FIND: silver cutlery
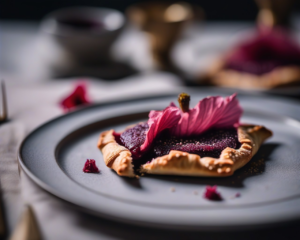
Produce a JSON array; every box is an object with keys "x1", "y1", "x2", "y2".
[
  {"x1": 0, "y1": 80, "x2": 8, "y2": 123},
  {"x1": 0, "y1": 81, "x2": 41, "y2": 239}
]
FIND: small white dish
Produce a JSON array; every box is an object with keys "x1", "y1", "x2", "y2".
[{"x1": 40, "y1": 7, "x2": 125, "y2": 68}]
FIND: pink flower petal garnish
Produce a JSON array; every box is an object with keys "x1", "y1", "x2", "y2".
[
  {"x1": 60, "y1": 83, "x2": 91, "y2": 112},
  {"x1": 204, "y1": 185, "x2": 222, "y2": 201},
  {"x1": 171, "y1": 94, "x2": 242, "y2": 137},
  {"x1": 140, "y1": 103, "x2": 181, "y2": 152},
  {"x1": 116, "y1": 94, "x2": 242, "y2": 157},
  {"x1": 83, "y1": 159, "x2": 100, "y2": 173}
]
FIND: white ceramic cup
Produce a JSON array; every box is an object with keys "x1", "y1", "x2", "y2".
[{"x1": 40, "y1": 7, "x2": 125, "y2": 66}]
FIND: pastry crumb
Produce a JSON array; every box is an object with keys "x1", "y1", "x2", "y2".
[
  {"x1": 245, "y1": 158, "x2": 265, "y2": 174},
  {"x1": 230, "y1": 192, "x2": 241, "y2": 199},
  {"x1": 170, "y1": 187, "x2": 176, "y2": 192}
]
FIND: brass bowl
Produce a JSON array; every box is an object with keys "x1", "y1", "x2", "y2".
[{"x1": 127, "y1": 1, "x2": 203, "y2": 70}]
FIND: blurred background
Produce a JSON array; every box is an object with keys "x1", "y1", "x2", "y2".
[
  {"x1": 1, "y1": 0, "x2": 262, "y2": 21},
  {"x1": 1, "y1": 0, "x2": 300, "y2": 21},
  {"x1": 2, "y1": 0, "x2": 300, "y2": 90}
]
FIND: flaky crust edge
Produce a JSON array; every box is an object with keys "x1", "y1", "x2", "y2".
[
  {"x1": 202, "y1": 58, "x2": 300, "y2": 89},
  {"x1": 97, "y1": 125, "x2": 272, "y2": 177},
  {"x1": 97, "y1": 130, "x2": 135, "y2": 177}
]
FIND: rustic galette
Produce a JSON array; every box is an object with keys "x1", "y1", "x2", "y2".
[
  {"x1": 98, "y1": 93, "x2": 272, "y2": 177},
  {"x1": 204, "y1": 28, "x2": 300, "y2": 89}
]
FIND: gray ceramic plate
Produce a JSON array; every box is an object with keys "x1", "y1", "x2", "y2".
[{"x1": 18, "y1": 90, "x2": 300, "y2": 230}]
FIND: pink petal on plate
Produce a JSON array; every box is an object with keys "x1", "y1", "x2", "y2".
[
  {"x1": 171, "y1": 94, "x2": 242, "y2": 137},
  {"x1": 140, "y1": 103, "x2": 181, "y2": 152}
]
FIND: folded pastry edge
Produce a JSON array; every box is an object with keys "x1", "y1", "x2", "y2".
[
  {"x1": 98, "y1": 130, "x2": 136, "y2": 177},
  {"x1": 204, "y1": 59, "x2": 300, "y2": 89},
  {"x1": 140, "y1": 125, "x2": 272, "y2": 177}
]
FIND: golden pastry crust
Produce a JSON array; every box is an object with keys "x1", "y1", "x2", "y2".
[
  {"x1": 204, "y1": 59, "x2": 300, "y2": 89},
  {"x1": 97, "y1": 125, "x2": 272, "y2": 177},
  {"x1": 141, "y1": 125, "x2": 272, "y2": 176},
  {"x1": 97, "y1": 130, "x2": 135, "y2": 177}
]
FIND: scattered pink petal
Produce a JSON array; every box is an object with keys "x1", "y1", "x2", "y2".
[
  {"x1": 203, "y1": 185, "x2": 222, "y2": 201},
  {"x1": 83, "y1": 159, "x2": 100, "y2": 173},
  {"x1": 171, "y1": 94, "x2": 243, "y2": 137},
  {"x1": 60, "y1": 83, "x2": 91, "y2": 112},
  {"x1": 140, "y1": 103, "x2": 181, "y2": 152}
]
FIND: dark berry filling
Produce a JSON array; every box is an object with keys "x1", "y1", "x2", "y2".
[
  {"x1": 58, "y1": 18, "x2": 103, "y2": 30},
  {"x1": 119, "y1": 123, "x2": 149, "y2": 159},
  {"x1": 153, "y1": 128, "x2": 240, "y2": 158},
  {"x1": 118, "y1": 123, "x2": 240, "y2": 165}
]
